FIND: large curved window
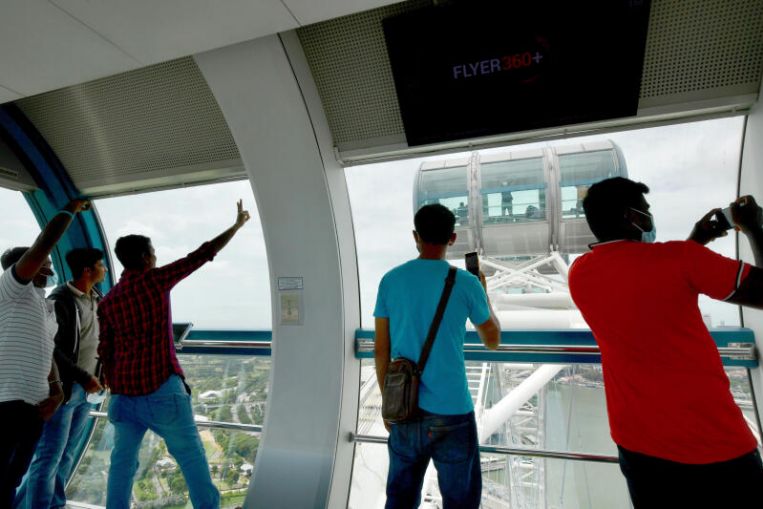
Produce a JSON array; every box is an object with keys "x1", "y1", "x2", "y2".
[
  {"x1": 346, "y1": 116, "x2": 754, "y2": 508},
  {"x1": 67, "y1": 180, "x2": 271, "y2": 507},
  {"x1": 481, "y1": 158, "x2": 546, "y2": 224},
  {"x1": 417, "y1": 166, "x2": 470, "y2": 226},
  {"x1": 95, "y1": 180, "x2": 271, "y2": 329},
  {"x1": 67, "y1": 354, "x2": 269, "y2": 508},
  {"x1": 0, "y1": 188, "x2": 41, "y2": 261}
]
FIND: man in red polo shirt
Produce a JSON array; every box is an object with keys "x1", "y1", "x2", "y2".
[
  {"x1": 98, "y1": 200, "x2": 250, "y2": 509},
  {"x1": 569, "y1": 177, "x2": 763, "y2": 508}
]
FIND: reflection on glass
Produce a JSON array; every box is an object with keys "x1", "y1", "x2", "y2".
[
  {"x1": 352, "y1": 360, "x2": 760, "y2": 508},
  {"x1": 418, "y1": 166, "x2": 469, "y2": 226},
  {"x1": 480, "y1": 158, "x2": 546, "y2": 224},
  {"x1": 67, "y1": 355, "x2": 270, "y2": 508},
  {"x1": 559, "y1": 151, "x2": 619, "y2": 219}
]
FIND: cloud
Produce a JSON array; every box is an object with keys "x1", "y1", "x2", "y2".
[{"x1": 347, "y1": 116, "x2": 746, "y2": 327}]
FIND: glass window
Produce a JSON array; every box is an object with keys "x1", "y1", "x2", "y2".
[
  {"x1": 480, "y1": 158, "x2": 546, "y2": 224},
  {"x1": 67, "y1": 354, "x2": 271, "y2": 508},
  {"x1": 0, "y1": 188, "x2": 40, "y2": 262},
  {"x1": 559, "y1": 150, "x2": 619, "y2": 219},
  {"x1": 95, "y1": 180, "x2": 271, "y2": 329},
  {"x1": 418, "y1": 166, "x2": 470, "y2": 226},
  {"x1": 346, "y1": 116, "x2": 752, "y2": 508}
]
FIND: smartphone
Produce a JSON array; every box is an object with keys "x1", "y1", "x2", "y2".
[
  {"x1": 465, "y1": 251, "x2": 479, "y2": 277},
  {"x1": 716, "y1": 207, "x2": 734, "y2": 230}
]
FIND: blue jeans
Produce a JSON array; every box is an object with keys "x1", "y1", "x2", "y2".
[
  {"x1": 16, "y1": 383, "x2": 93, "y2": 509},
  {"x1": 107, "y1": 375, "x2": 219, "y2": 509},
  {"x1": 386, "y1": 411, "x2": 481, "y2": 509}
]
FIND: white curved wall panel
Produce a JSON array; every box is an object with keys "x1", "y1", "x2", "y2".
[
  {"x1": 196, "y1": 32, "x2": 360, "y2": 509},
  {"x1": 738, "y1": 78, "x2": 763, "y2": 409}
]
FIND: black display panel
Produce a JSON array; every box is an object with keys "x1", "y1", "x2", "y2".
[{"x1": 383, "y1": 1, "x2": 651, "y2": 146}]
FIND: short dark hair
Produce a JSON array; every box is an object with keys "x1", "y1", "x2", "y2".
[
  {"x1": 114, "y1": 235, "x2": 152, "y2": 270},
  {"x1": 414, "y1": 204, "x2": 456, "y2": 245},
  {"x1": 583, "y1": 177, "x2": 650, "y2": 240},
  {"x1": 1, "y1": 247, "x2": 29, "y2": 270},
  {"x1": 66, "y1": 248, "x2": 104, "y2": 279}
]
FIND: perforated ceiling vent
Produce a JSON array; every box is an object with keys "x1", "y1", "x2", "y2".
[
  {"x1": 297, "y1": 0, "x2": 431, "y2": 150},
  {"x1": 640, "y1": 0, "x2": 763, "y2": 100},
  {"x1": 16, "y1": 57, "x2": 241, "y2": 196}
]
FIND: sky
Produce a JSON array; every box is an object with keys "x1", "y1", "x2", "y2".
[
  {"x1": 346, "y1": 116, "x2": 746, "y2": 327},
  {"x1": 0, "y1": 115, "x2": 747, "y2": 330}
]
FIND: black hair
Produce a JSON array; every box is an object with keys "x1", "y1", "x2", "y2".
[
  {"x1": 114, "y1": 235, "x2": 152, "y2": 270},
  {"x1": 1, "y1": 246, "x2": 29, "y2": 270},
  {"x1": 414, "y1": 203, "x2": 456, "y2": 245},
  {"x1": 66, "y1": 248, "x2": 104, "y2": 279},
  {"x1": 583, "y1": 177, "x2": 650, "y2": 241}
]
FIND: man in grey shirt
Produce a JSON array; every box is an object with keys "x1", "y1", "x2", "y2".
[{"x1": 17, "y1": 248, "x2": 106, "y2": 509}]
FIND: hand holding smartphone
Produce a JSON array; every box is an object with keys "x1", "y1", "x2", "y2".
[
  {"x1": 715, "y1": 207, "x2": 734, "y2": 231},
  {"x1": 465, "y1": 251, "x2": 479, "y2": 276}
]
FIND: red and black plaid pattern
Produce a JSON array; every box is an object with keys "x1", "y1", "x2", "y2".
[{"x1": 98, "y1": 243, "x2": 215, "y2": 395}]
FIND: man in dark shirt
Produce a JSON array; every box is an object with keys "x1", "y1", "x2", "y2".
[{"x1": 98, "y1": 200, "x2": 250, "y2": 509}]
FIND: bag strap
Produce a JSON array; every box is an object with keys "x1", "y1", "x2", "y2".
[{"x1": 416, "y1": 267, "x2": 457, "y2": 375}]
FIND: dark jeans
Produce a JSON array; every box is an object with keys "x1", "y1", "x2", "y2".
[
  {"x1": 386, "y1": 410, "x2": 481, "y2": 509},
  {"x1": 0, "y1": 401, "x2": 43, "y2": 509},
  {"x1": 618, "y1": 445, "x2": 763, "y2": 508}
]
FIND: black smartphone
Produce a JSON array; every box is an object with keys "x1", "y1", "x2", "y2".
[
  {"x1": 465, "y1": 251, "x2": 479, "y2": 276},
  {"x1": 715, "y1": 207, "x2": 734, "y2": 231}
]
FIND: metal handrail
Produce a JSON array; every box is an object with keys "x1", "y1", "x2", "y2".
[
  {"x1": 349, "y1": 433, "x2": 619, "y2": 464},
  {"x1": 180, "y1": 339, "x2": 272, "y2": 350},
  {"x1": 88, "y1": 411, "x2": 263, "y2": 433},
  {"x1": 355, "y1": 339, "x2": 757, "y2": 360}
]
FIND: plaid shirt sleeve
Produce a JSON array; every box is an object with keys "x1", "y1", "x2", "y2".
[
  {"x1": 97, "y1": 305, "x2": 114, "y2": 384},
  {"x1": 152, "y1": 242, "x2": 217, "y2": 291}
]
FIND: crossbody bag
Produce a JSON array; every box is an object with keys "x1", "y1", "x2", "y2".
[{"x1": 381, "y1": 266, "x2": 457, "y2": 424}]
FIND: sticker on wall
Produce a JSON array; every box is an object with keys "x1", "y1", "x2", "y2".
[{"x1": 278, "y1": 277, "x2": 303, "y2": 291}]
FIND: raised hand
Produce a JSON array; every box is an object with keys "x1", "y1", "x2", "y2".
[
  {"x1": 235, "y1": 199, "x2": 251, "y2": 229},
  {"x1": 65, "y1": 199, "x2": 91, "y2": 214},
  {"x1": 732, "y1": 195, "x2": 763, "y2": 234}
]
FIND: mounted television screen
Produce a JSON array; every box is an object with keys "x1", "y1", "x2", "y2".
[{"x1": 383, "y1": 1, "x2": 651, "y2": 146}]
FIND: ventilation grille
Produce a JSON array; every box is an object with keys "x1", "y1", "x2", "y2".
[
  {"x1": 641, "y1": 0, "x2": 763, "y2": 99},
  {"x1": 297, "y1": 1, "x2": 431, "y2": 148},
  {"x1": 299, "y1": 0, "x2": 763, "y2": 151},
  {"x1": 16, "y1": 57, "x2": 241, "y2": 195}
]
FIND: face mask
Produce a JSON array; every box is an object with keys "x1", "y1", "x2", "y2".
[
  {"x1": 630, "y1": 208, "x2": 656, "y2": 243},
  {"x1": 36, "y1": 266, "x2": 58, "y2": 288},
  {"x1": 45, "y1": 269, "x2": 59, "y2": 288}
]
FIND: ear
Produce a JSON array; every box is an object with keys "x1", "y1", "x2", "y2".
[
  {"x1": 412, "y1": 230, "x2": 419, "y2": 242},
  {"x1": 448, "y1": 233, "x2": 457, "y2": 246}
]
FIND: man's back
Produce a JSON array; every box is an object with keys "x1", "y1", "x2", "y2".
[
  {"x1": 99, "y1": 269, "x2": 182, "y2": 395},
  {"x1": 374, "y1": 259, "x2": 489, "y2": 415},
  {"x1": 569, "y1": 239, "x2": 756, "y2": 463}
]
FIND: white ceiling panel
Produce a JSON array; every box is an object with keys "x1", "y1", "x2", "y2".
[
  {"x1": 0, "y1": 85, "x2": 22, "y2": 104},
  {"x1": 51, "y1": 0, "x2": 299, "y2": 64},
  {"x1": 0, "y1": 1, "x2": 140, "y2": 97},
  {"x1": 284, "y1": 0, "x2": 403, "y2": 25}
]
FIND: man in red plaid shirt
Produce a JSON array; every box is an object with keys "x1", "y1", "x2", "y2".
[{"x1": 98, "y1": 200, "x2": 250, "y2": 509}]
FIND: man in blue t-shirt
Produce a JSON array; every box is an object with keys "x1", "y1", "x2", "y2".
[{"x1": 374, "y1": 203, "x2": 501, "y2": 509}]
